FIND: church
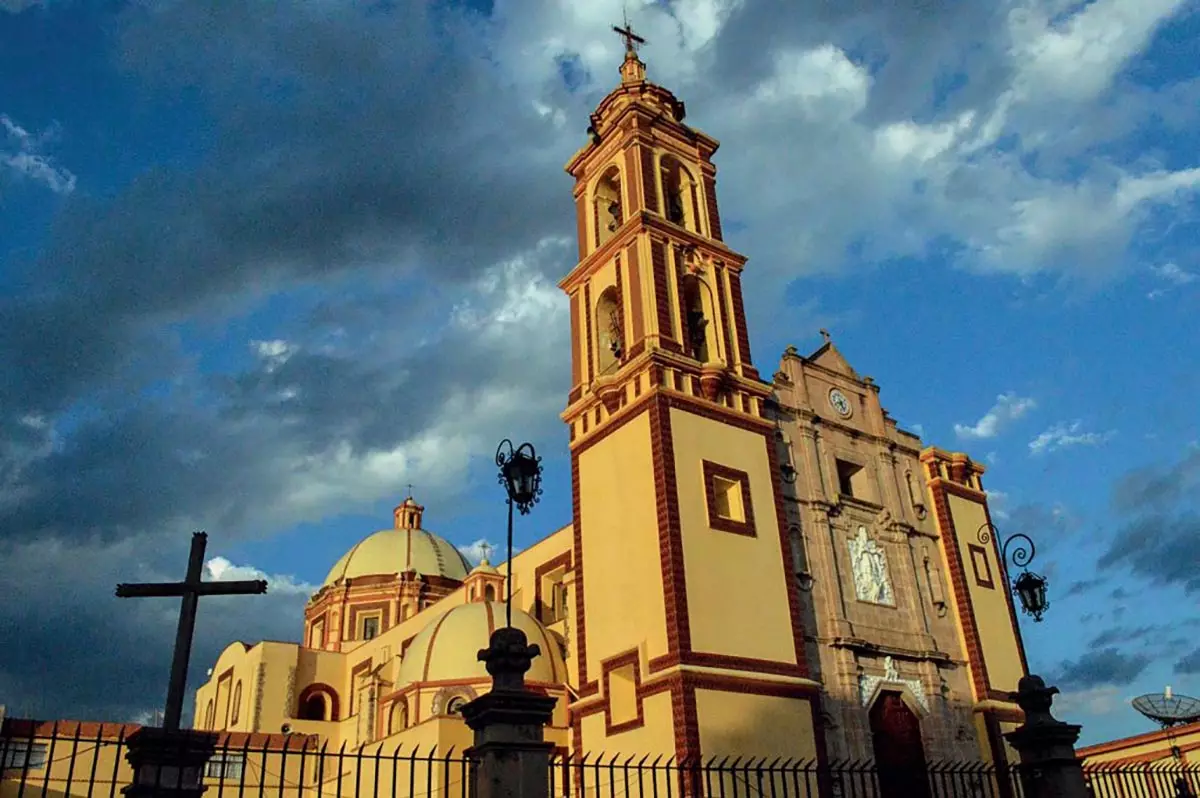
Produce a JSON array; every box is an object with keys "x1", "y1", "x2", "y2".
[{"x1": 192, "y1": 37, "x2": 1030, "y2": 770}]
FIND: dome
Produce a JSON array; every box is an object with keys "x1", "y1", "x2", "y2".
[
  {"x1": 397, "y1": 602, "x2": 566, "y2": 687},
  {"x1": 322, "y1": 497, "x2": 472, "y2": 587}
]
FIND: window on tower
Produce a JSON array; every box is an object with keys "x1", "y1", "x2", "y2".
[
  {"x1": 703, "y1": 460, "x2": 756, "y2": 536},
  {"x1": 681, "y1": 275, "x2": 710, "y2": 362},
  {"x1": 595, "y1": 286, "x2": 623, "y2": 374},
  {"x1": 594, "y1": 166, "x2": 623, "y2": 248},
  {"x1": 660, "y1": 156, "x2": 696, "y2": 231},
  {"x1": 361, "y1": 615, "x2": 380, "y2": 640}
]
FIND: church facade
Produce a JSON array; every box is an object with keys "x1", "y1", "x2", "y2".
[{"x1": 190, "y1": 43, "x2": 1029, "y2": 769}]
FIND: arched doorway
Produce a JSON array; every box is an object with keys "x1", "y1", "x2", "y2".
[{"x1": 869, "y1": 691, "x2": 930, "y2": 798}]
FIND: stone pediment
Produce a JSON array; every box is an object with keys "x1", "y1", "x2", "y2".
[{"x1": 809, "y1": 341, "x2": 860, "y2": 381}]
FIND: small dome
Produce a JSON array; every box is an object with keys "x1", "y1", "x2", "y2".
[
  {"x1": 322, "y1": 497, "x2": 471, "y2": 586},
  {"x1": 469, "y1": 558, "x2": 500, "y2": 576},
  {"x1": 397, "y1": 602, "x2": 565, "y2": 687}
]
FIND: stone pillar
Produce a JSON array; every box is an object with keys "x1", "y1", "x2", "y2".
[
  {"x1": 1004, "y1": 675, "x2": 1089, "y2": 798},
  {"x1": 461, "y1": 626, "x2": 557, "y2": 798},
  {"x1": 122, "y1": 727, "x2": 217, "y2": 798}
]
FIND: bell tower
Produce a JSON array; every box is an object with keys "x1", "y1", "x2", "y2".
[{"x1": 564, "y1": 27, "x2": 823, "y2": 765}]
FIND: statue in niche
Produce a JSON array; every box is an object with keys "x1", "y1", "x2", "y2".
[{"x1": 848, "y1": 526, "x2": 894, "y2": 605}]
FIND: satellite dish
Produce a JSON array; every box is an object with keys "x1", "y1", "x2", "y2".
[{"x1": 1132, "y1": 687, "x2": 1200, "y2": 728}]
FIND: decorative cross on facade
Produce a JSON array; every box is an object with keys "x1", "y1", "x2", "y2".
[
  {"x1": 116, "y1": 532, "x2": 267, "y2": 732},
  {"x1": 612, "y1": 20, "x2": 645, "y2": 55},
  {"x1": 479, "y1": 541, "x2": 493, "y2": 563}
]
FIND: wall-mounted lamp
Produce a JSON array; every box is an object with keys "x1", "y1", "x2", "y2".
[
  {"x1": 978, "y1": 523, "x2": 1049, "y2": 622},
  {"x1": 781, "y1": 462, "x2": 798, "y2": 484}
]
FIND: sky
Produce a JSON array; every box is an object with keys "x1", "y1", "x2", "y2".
[{"x1": 0, "y1": 0, "x2": 1197, "y2": 749}]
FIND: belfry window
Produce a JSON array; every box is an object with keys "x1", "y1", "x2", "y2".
[
  {"x1": 660, "y1": 156, "x2": 697, "y2": 231},
  {"x1": 681, "y1": 275, "x2": 709, "y2": 362},
  {"x1": 361, "y1": 615, "x2": 380, "y2": 640},
  {"x1": 594, "y1": 166, "x2": 623, "y2": 248},
  {"x1": 596, "y1": 286, "x2": 623, "y2": 374}
]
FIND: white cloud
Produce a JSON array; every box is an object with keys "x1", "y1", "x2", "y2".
[
  {"x1": 458, "y1": 538, "x2": 501, "y2": 566},
  {"x1": 1054, "y1": 684, "x2": 1126, "y2": 719},
  {"x1": 1, "y1": 113, "x2": 76, "y2": 194},
  {"x1": 985, "y1": 489, "x2": 1010, "y2": 521},
  {"x1": 204, "y1": 555, "x2": 317, "y2": 597},
  {"x1": 1029, "y1": 421, "x2": 1116, "y2": 455},
  {"x1": 954, "y1": 393, "x2": 1037, "y2": 440},
  {"x1": 1148, "y1": 262, "x2": 1198, "y2": 299}
]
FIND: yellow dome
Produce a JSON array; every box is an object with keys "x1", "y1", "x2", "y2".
[
  {"x1": 323, "y1": 528, "x2": 471, "y2": 586},
  {"x1": 397, "y1": 601, "x2": 566, "y2": 687}
]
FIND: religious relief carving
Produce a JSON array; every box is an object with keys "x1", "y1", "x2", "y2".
[
  {"x1": 848, "y1": 526, "x2": 894, "y2": 605},
  {"x1": 859, "y1": 656, "x2": 928, "y2": 712}
]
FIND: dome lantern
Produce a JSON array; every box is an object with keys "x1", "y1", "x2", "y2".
[{"x1": 394, "y1": 495, "x2": 424, "y2": 530}]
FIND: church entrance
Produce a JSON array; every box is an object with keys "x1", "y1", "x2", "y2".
[{"x1": 869, "y1": 691, "x2": 930, "y2": 798}]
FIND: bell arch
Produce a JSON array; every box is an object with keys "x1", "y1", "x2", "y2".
[
  {"x1": 593, "y1": 165, "x2": 624, "y2": 249},
  {"x1": 660, "y1": 155, "x2": 700, "y2": 233},
  {"x1": 595, "y1": 285, "x2": 623, "y2": 374},
  {"x1": 296, "y1": 682, "x2": 340, "y2": 722},
  {"x1": 680, "y1": 273, "x2": 718, "y2": 363}
]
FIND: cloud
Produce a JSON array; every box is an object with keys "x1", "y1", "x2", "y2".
[
  {"x1": 954, "y1": 393, "x2": 1037, "y2": 440},
  {"x1": 1, "y1": 113, "x2": 75, "y2": 194},
  {"x1": 1148, "y1": 263, "x2": 1198, "y2": 299},
  {"x1": 1176, "y1": 648, "x2": 1200, "y2": 674},
  {"x1": 1055, "y1": 647, "x2": 1152, "y2": 690},
  {"x1": 1053, "y1": 685, "x2": 1126, "y2": 719},
  {"x1": 457, "y1": 539, "x2": 502, "y2": 567},
  {"x1": 1111, "y1": 446, "x2": 1200, "y2": 514},
  {"x1": 0, "y1": 0, "x2": 41, "y2": 14},
  {"x1": 984, "y1": 489, "x2": 1010, "y2": 520},
  {"x1": 1097, "y1": 513, "x2": 1200, "y2": 595},
  {"x1": 205, "y1": 556, "x2": 317, "y2": 597},
  {"x1": 1028, "y1": 421, "x2": 1116, "y2": 455}
]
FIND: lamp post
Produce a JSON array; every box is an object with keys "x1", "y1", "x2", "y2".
[
  {"x1": 978, "y1": 523, "x2": 1049, "y2": 622},
  {"x1": 495, "y1": 439, "x2": 543, "y2": 628}
]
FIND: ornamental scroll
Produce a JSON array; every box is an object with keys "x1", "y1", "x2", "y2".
[{"x1": 848, "y1": 526, "x2": 894, "y2": 605}]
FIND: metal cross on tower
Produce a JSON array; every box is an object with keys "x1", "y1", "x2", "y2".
[
  {"x1": 116, "y1": 531, "x2": 268, "y2": 732},
  {"x1": 612, "y1": 19, "x2": 645, "y2": 56}
]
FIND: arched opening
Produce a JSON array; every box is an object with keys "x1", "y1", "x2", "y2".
[
  {"x1": 660, "y1": 156, "x2": 698, "y2": 231},
  {"x1": 388, "y1": 699, "x2": 408, "y2": 735},
  {"x1": 484, "y1": 584, "x2": 496, "y2": 601},
  {"x1": 297, "y1": 684, "x2": 340, "y2": 722},
  {"x1": 230, "y1": 681, "x2": 243, "y2": 725},
  {"x1": 204, "y1": 700, "x2": 215, "y2": 730},
  {"x1": 869, "y1": 691, "x2": 930, "y2": 798},
  {"x1": 681, "y1": 275, "x2": 710, "y2": 362},
  {"x1": 593, "y1": 167, "x2": 623, "y2": 248},
  {"x1": 595, "y1": 286, "x2": 623, "y2": 374}
]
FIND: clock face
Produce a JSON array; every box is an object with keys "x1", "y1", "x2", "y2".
[{"x1": 829, "y1": 388, "x2": 852, "y2": 418}]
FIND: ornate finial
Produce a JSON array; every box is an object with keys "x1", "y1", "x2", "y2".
[
  {"x1": 478, "y1": 541, "x2": 493, "y2": 566},
  {"x1": 405, "y1": 483, "x2": 414, "y2": 499},
  {"x1": 612, "y1": 16, "x2": 647, "y2": 84},
  {"x1": 820, "y1": 329, "x2": 832, "y2": 345},
  {"x1": 477, "y1": 626, "x2": 541, "y2": 692}
]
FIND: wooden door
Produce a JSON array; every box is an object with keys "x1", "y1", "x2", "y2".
[{"x1": 870, "y1": 691, "x2": 930, "y2": 798}]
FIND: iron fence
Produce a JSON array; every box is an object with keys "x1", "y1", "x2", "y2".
[{"x1": 3, "y1": 726, "x2": 1199, "y2": 798}]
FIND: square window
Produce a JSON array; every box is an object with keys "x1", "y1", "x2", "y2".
[
  {"x1": 703, "y1": 461, "x2": 756, "y2": 537},
  {"x1": 361, "y1": 616, "x2": 380, "y2": 640},
  {"x1": 835, "y1": 459, "x2": 872, "y2": 501}
]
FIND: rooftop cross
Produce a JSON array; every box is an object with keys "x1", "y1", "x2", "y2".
[
  {"x1": 612, "y1": 19, "x2": 645, "y2": 56},
  {"x1": 116, "y1": 532, "x2": 267, "y2": 732},
  {"x1": 406, "y1": 483, "x2": 415, "y2": 499},
  {"x1": 479, "y1": 541, "x2": 493, "y2": 563}
]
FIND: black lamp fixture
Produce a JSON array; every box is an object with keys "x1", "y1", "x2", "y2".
[
  {"x1": 978, "y1": 523, "x2": 1049, "y2": 622},
  {"x1": 496, "y1": 439, "x2": 544, "y2": 628},
  {"x1": 781, "y1": 462, "x2": 798, "y2": 484}
]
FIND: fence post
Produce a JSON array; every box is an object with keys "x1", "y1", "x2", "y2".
[
  {"x1": 121, "y1": 727, "x2": 218, "y2": 798},
  {"x1": 461, "y1": 626, "x2": 557, "y2": 798},
  {"x1": 1004, "y1": 675, "x2": 1089, "y2": 798}
]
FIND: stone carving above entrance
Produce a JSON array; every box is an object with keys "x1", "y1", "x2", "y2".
[
  {"x1": 859, "y1": 656, "x2": 929, "y2": 712},
  {"x1": 849, "y1": 526, "x2": 894, "y2": 605}
]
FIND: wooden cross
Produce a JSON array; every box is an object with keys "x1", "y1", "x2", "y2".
[
  {"x1": 116, "y1": 531, "x2": 267, "y2": 732},
  {"x1": 612, "y1": 20, "x2": 645, "y2": 55}
]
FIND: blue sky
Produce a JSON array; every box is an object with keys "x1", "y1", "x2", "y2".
[{"x1": 1, "y1": 0, "x2": 1197, "y2": 748}]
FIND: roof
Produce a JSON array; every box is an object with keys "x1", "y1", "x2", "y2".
[{"x1": 323, "y1": 526, "x2": 471, "y2": 587}]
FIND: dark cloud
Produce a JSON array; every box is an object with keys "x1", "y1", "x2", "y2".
[
  {"x1": 1055, "y1": 647, "x2": 1152, "y2": 690},
  {"x1": 1097, "y1": 513, "x2": 1200, "y2": 595},
  {"x1": 1176, "y1": 648, "x2": 1200, "y2": 675},
  {"x1": 1064, "y1": 577, "x2": 1105, "y2": 599},
  {"x1": 1111, "y1": 448, "x2": 1200, "y2": 515}
]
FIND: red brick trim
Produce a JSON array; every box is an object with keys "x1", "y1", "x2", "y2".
[
  {"x1": 570, "y1": 453, "x2": 596, "y2": 697},
  {"x1": 727, "y1": 272, "x2": 753, "y2": 368},
  {"x1": 928, "y1": 477, "x2": 991, "y2": 701},
  {"x1": 570, "y1": 291, "x2": 582, "y2": 389},
  {"x1": 714, "y1": 265, "x2": 733, "y2": 365},
  {"x1": 650, "y1": 398, "x2": 692, "y2": 658},
  {"x1": 296, "y1": 682, "x2": 340, "y2": 722},
  {"x1": 575, "y1": 195, "x2": 588, "y2": 260},
  {"x1": 626, "y1": 241, "x2": 645, "y2": 347},
  {"x1": 968, "y1": 544, "x2": 995, "y2": 589},
  {"x1": 347, "y1": 600, "x2": 391, "y2": 639},
  {"x1": 584, "y1": 282, "x2": 594, "y2": 385},
  {"x1": 623, "y1": 145, "x2": 642, "y2": 212},
  {"x1": 650, "y1": 239, "x2": 678, "y2": 351},
  {"x1": 650, "y1": 651, "x2": 807, "y2": 678},
  {"x1": 601, "y1": 649, "x2": 646, "y2": 735},
  {"x1": 1078, "y1": 720, "x2": 1200, "y2": 757},
  {"x1": 534, "y1": 551, "x2": 572, "y2": 624},
  {"x1": 702, "y1": 460, "x2": 756, "y2": 537},
  {"x1": 703, "y1": 175, "x2": 722, "y2": 241},
  {"x1": 765, "y1": 434, "x2": 813, "y2": 677},
  {"x1": 614, "y1": 253, "x2": 626, "y2": 367},
  {"x1": 641, "y1": 145, "x2": 659, "y2": 215}
]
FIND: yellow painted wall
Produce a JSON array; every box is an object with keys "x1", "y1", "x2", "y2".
[
  {"x1": 580, "y1": 689, "x2": 676, "y2": 765},
  {"x1": 671, "y1": 408, "x2": 794, "y2": 664},
  {"x1": 1080, "y1": 722, "x2": 1200, "y2": 765},
  {"x1": 694, "y1": 690, "x2": 818, "y2": 762},
  {"x1": 577, "y1": 410, "x2": 669, "y2": 676},
  {"x1": 946, "y1": 494, "x2": 1025, "y2": 694}
]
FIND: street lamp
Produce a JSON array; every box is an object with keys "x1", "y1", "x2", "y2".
[
  {"x1": 978, "y1": 523, "x2": 1049, "y2": 622},
  {"x1": 496, "y1": 439, "x2": 543, "y2": 628}
]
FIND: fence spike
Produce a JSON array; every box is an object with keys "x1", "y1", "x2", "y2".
[
  {"x1": 649, "y1": 755, "x2": 662, "y2": 768},
  {"x1": 623, "y1": 754, "x2": 637, "y2": 767},
  {"x1": 637, "y1": 754, "x2": 650, "y2": 767}
]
